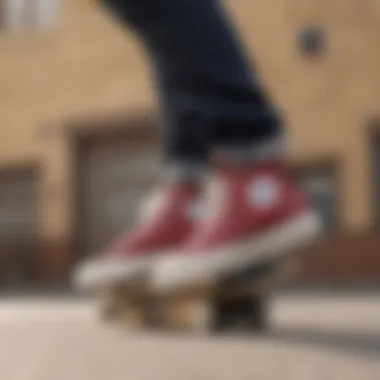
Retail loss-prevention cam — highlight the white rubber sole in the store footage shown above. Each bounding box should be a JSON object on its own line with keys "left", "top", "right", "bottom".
{"left": 151, "top": 210, "right": 323, "bottom": 293}
{"left": 72, "top": 252, "right": 171, "bottom": 291}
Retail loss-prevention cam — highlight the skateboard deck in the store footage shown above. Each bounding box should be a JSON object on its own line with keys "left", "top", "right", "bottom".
{"left": 100, "top": 255, "right": 302, "bottom": 332}
{"left": 97, "top": 252, "right": 301, "bottom": 332}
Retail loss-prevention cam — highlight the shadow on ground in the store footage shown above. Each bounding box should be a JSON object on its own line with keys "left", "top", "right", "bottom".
{"left": 266, "top": 327, "right": 380, "bottom": 357}
{"left": 118, "top": 323, "right": 380, "bottom": 359}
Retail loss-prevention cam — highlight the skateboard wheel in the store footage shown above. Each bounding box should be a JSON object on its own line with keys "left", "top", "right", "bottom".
{"left": 98, "top": 290, "right": 120, "bottom": 323}
{"left": 213, "top": 294, "right": 269, "bottom": 332}
{"left": 98, "top": 286, "right": 150, "bottom": 328}
{"left": 160, "top": 295, "right": 214, "bottom": 332}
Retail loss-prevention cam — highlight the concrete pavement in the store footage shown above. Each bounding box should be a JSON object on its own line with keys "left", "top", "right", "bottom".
{"left": 0, "top": 293, "right": 379, "bottom": 380}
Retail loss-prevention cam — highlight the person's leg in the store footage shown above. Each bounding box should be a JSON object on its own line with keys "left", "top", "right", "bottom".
{"left": 75, "top": 0, "right": 283, "bottom": 290}
{"left": 100, "top": 0, "right": 282, "bottom": 170}
{"left": 107, "top": 0, "right": 322, "bottom": 290}
{"left": 75, "top": 0, "right": 321, "bottom": 291}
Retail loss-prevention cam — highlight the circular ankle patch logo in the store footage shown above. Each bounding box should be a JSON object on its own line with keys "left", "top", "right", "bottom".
{"left": 247, "top": 175, "right": 281, "bottom": 210}
{"left": 187, "top": 200, "right": 205, "bottom": 222}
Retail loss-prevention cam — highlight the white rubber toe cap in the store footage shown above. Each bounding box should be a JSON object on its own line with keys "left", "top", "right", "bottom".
{"left": 72, "top": 257, "right": 153, "bottom": 291}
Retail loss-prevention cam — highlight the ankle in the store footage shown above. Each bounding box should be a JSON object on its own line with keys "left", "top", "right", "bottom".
{"left": 165, "top": 160, "right": 207, "bottom": 185}
{"left": 213, "top": 136, "right": 286, "bottom": 167}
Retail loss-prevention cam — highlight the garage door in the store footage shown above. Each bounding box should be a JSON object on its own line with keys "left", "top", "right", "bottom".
{"left": 78, "top": 137, "right": 161, "bottom": 256}
{"left": 0, "top": 169, "right": 38, "bottom": 286}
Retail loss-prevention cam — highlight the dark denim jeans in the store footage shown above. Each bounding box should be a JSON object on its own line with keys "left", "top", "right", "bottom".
{"left": 101, "top": 0, "right": 282, "bottom": 164}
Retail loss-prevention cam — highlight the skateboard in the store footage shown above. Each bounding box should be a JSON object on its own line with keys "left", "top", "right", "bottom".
{"left": 97, "top": 253, "right": 301, "bottom": 333}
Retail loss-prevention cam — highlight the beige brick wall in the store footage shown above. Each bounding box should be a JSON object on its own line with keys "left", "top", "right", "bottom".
{"left": 0, "top": 0, "right": 154, "bottom": 241}
{"left": 0, "top": 0, "right": 379, "bottom": 244}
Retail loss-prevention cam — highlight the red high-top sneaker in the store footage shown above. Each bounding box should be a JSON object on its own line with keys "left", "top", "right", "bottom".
{"left": 73, "top": 182, "right": 201, "bottom": 290}
{"left": 152, "top": 161, "right": 322, "bottom": 291}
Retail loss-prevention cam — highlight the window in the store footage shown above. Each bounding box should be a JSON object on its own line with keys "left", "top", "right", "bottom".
{"left": 0, "top": 0, "right": 59, "bottom": 33}
{"left": 296, "top": 167, "right": 338, "bottom": 232}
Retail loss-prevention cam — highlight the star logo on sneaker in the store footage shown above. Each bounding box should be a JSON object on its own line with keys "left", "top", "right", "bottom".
{"left": 247, "top": 175, "right": 281, "bottom": 210}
